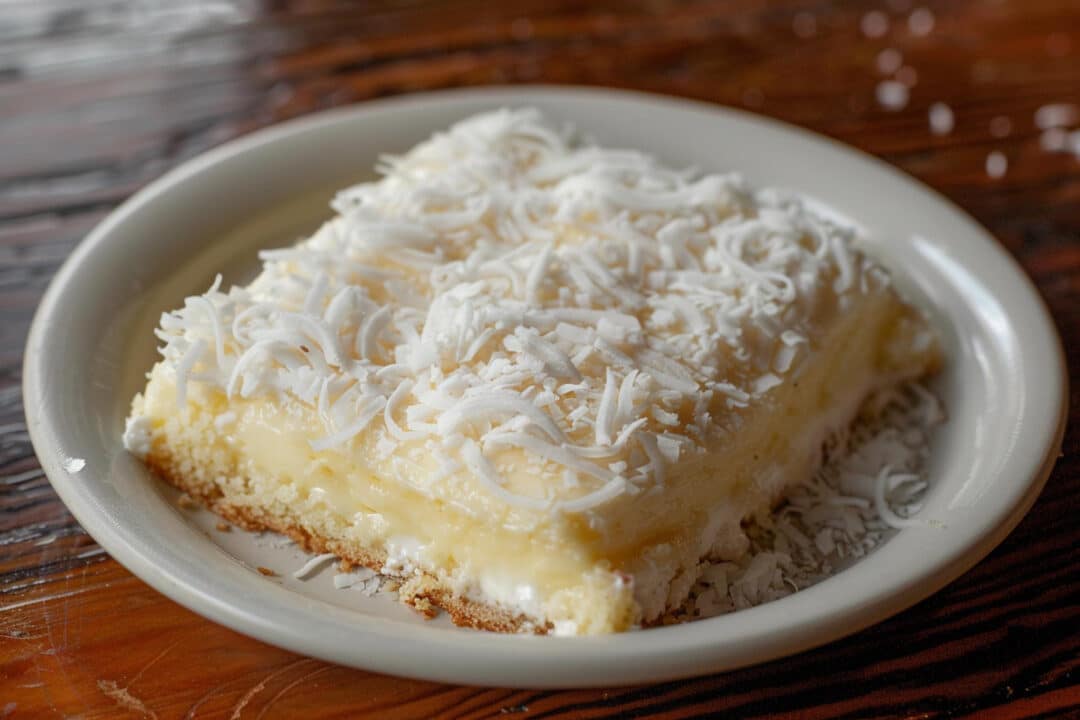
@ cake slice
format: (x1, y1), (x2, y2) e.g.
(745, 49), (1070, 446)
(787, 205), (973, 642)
(124, 109), (940, 635)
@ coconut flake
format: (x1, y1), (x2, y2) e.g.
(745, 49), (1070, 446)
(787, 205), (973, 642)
(175, 338), (208, 408)
(293, 553), (338, 580)
(594, 369), (619, 446)
(311, 395), (386, 450)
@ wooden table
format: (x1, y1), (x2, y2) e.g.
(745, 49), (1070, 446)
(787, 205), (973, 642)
(2, 1), (1078, 717)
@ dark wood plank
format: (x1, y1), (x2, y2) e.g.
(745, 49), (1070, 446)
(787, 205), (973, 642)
(1, 0), (1078, 717)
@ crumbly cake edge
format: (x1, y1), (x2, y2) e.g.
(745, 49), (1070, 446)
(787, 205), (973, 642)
(143, 450), (550, 635)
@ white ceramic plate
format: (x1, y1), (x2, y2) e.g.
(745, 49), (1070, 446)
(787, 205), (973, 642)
(24, 87), (1066, 688)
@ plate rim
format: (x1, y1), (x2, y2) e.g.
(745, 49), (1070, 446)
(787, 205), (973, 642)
(23, 85), (1068, 687)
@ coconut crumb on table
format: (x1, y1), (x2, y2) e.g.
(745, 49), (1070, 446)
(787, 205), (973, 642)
(928, 103), (954, 136)
(876, 81), (909, 111)
(986, 151), (1008, 179)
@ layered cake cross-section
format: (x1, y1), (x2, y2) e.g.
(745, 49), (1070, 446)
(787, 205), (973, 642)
(124, 109), (940, 635)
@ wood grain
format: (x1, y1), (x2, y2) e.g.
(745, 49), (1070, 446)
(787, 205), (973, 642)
(2, 0), (1078, 717)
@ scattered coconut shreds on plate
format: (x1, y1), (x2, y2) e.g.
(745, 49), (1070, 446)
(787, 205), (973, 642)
(671, 380), (944, 623)
(284, 381), (943, 628)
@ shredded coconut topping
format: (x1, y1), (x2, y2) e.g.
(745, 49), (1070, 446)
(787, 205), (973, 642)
(153, 109), (889, 515)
